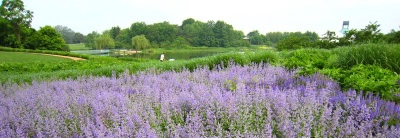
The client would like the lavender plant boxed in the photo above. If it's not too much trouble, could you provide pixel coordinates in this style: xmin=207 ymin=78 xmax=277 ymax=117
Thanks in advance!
xmin=1 ymin=63 xmax=399 ymax=137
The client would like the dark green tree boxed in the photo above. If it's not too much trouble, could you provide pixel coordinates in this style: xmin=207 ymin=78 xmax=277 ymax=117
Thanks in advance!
xmin=84 ymin=31 xmax=100 ymax=49
xmin=344 ymin=21 xmax=384 ymax=44
xmin=181 ymin=18 xmax=195 ymax=28
xmin=115 ymin=28 xmax=131 ymax=49
xmin=109 ymin=26 xmax=121 ymax=40
xmin=0 ymin=0 xmax=33 ymax=48
xmin=146 ymin=21 xmax=179 ymax=46
xmin=94 ymin=34 xmax=115 ymax=49
xmin=72 ymin=32 xmax=85 ymax=44
xmin=25 ymin=26 xmax=67 ymax=51
xmin=132 ymin=35 xmax=150 ymax=51
xmin=129 ymin=22 xmax=148 ymax=38
xmin=386 ymin=29 xmax=400 ymax=44
xmin=182 ymin=20 xmax=206 ymax=46
xmin=247 ymin=30 xmax=264 ymax=45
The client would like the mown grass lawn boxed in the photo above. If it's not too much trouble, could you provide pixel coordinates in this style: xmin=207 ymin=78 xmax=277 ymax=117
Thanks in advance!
xmin=0 ymin=51 xmax=72 ymax=63
xmin=68 ymin=43 xmax=89 ymax=51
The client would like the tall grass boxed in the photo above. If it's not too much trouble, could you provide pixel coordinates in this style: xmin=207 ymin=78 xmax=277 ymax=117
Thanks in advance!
xmin=334 ymin=44 xmax=400 ymax=73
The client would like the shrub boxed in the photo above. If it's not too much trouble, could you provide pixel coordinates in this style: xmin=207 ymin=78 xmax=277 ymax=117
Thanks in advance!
xmin=335 ymin=44 xmax=400 ymax=73
xmin=342 ymin=64 xmax=400 ymax=101
xmin=276 ymin=36 xmax=316 ymax=51
xmin=281 ymin=48 xmax=332 ymax=71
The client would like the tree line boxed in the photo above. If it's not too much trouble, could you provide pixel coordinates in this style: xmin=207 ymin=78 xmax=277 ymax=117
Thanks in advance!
xmin=83 ymin=19 xmax=250 ymax=50
xmin=270 ymin=22 xmax=400 ymax=51
xmin=1 ymin=0 xmax=399 ymax=52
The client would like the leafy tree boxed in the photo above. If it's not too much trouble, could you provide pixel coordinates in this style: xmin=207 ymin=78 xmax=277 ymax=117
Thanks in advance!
xmin=276 ymin=35 xmax=315 ymax=51
xmin=318 ymin=30 xmax=339 ymax=49
xmin=247 ymin=30 xmax=265 ymax=45
xmin=170 ymin=36 xmax=189 ymax=48
xmin=25 ymin=26 xmax=68 ymax=51
xmin=266 ymin=32 xmax=283 ymax=44
xmin=84 ymin=31 xmax=100 ymax=49
xmin=131 ymin=35 xmax=150 ymax=51
xmin=181 ymin=18 xmax=195 ymax=28
xmin=303 ymin=31 xmax=319 ymax=42
xmin=109 ymin=26 xmax=121 ymax=40
xmin=146 ymin=21 xmax=179 ymax=46
xmin=115 ymin=28 xmax=131 ymax=49
xmin=54 ymin=25 xmax=75 ymax=44
xmin=0 ymin=0 xmax=33 ymax=48
xmin=94 ymin=34 xmax=115 ymax=49
xmin=344 ymin=22 xmax=384 ymax=44
xmin=72 ymin=32 xmax=85 ymax=44
xmin=129 ymin=22 xmax=148 ymax=38
xmin=386 ymin=29 xmax=400 ymax=44
xmin=182 ymin=21 xmax=206 ymax=46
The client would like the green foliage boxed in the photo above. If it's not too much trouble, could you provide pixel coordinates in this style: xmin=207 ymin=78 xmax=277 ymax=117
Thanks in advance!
xmin=335 ymin=44 xmax=400 ymax=74
xmin=318 ymin=31 xmax=340 ymax=49
xmin=68 ymin=43 xmax=89 ymax=51
xmin=0 ymin=46 xmax=90 ymax=59
xmin=386 ymin=29 xmax=400 ymax=44
xmin=109 ymin=26 xmax=121 ymax=40
xmin=114 ymin=28 xmax=131 ymax=49
xmin=0 ymin=0 xmax=33 ymax=48
xmin=276 ymin=36 xmax=316 ymax=51
xmin=0 ymin=51 xmax=71 ymax=63
xmin=343 ymin=22 xmax=385 ymax=44
xmin=132 ymin=35 xmax=151 ymax=51
xmin=146 ymin=21 xmax=179 ymax=45
xmin=93 ymin=34 xmax=115 ymax=49
xmin=84 ymin=31 xmax=100 ymax=49
xmin=54 ymin=25 xmax=76 ymax=44
xmin=25 ymin=25 xmax=68 ymax=51
xmin=281 ymin=48 xmax=331 ymax=71
xmin=323 ymin=65 xmax=400 ymax=102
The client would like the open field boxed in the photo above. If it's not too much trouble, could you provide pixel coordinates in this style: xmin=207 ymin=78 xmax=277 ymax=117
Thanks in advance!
xmin=68 ymin=43 xmax=89 ymax=50
xmin=0 ymin=51 xmax=72 ymax=63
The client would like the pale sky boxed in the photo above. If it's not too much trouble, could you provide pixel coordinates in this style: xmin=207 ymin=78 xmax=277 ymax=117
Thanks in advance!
xmin=24 ymin=0 xmax=400 ymax=36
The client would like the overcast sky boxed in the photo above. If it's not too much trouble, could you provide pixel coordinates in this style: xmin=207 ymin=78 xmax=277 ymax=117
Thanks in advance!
xmin=24 ymin=0 xmax=400 ymax=36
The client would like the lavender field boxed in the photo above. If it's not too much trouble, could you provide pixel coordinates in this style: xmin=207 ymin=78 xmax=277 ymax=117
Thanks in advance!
xmin=1 ymin=63 xmax=399 ymax=137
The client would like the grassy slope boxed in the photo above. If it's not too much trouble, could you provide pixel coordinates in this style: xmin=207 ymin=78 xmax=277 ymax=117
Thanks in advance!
xmin=0 ymin=51 xmax=72 ymax=63
xmin=68 ymin=43 xmax=89 ymax=51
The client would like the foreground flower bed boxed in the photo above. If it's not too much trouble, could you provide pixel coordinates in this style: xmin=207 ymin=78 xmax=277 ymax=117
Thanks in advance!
xmin=1 ymin=63 xmax=399 ymax=137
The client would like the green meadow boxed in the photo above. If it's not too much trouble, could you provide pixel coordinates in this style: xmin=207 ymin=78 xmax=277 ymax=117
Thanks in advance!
xmin=0 ymin=51 xmax=72 ymax=63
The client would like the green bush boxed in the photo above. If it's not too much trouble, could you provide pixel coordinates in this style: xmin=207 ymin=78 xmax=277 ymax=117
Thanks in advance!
xmin=281 ymin=48 xmax=332 ymax=70
xmin=335 ymin=44 xmax=400 ymax=73
xmin=319 ymin=65 xmax=400 ymax=102
xmin=246 ymin=51 xmax=279 ymax=64
xmin=276 ymin=36 xmax=316 ymax=51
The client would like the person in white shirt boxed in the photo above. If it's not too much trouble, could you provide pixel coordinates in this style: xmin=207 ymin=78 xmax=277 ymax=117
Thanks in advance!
xmin=160 ymin=52 xmax=165 ymax=62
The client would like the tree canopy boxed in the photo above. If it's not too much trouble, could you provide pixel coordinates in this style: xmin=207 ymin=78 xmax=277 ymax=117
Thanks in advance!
xmin=25 ymin=26 xmax=68 ymax=51
xmin=0 ymin=0 xmax=33 ymax=48
xmin=132 ymin=35 xmax=150 ymax=51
